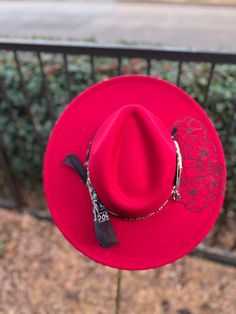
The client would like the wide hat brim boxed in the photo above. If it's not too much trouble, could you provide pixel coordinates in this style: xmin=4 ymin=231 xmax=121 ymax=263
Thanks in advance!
xmin=44 ymin=75 xmax=226 ymax=270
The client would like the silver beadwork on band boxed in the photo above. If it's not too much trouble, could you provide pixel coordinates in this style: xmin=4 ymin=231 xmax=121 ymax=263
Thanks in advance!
xmin=86 ymin=137 xmax=183 ymax=221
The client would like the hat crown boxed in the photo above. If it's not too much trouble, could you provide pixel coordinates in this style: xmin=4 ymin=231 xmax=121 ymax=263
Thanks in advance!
xmin=89 ymin=105 xmax=176 ymax=218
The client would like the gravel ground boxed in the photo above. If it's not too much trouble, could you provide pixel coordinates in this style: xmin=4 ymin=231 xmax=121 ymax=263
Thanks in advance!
xmin=0 ymin=209 xmax=236 ymax=314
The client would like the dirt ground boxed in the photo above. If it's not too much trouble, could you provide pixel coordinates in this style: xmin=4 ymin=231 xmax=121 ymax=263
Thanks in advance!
xmin=0 ymin=209 xmax=236 ymax=314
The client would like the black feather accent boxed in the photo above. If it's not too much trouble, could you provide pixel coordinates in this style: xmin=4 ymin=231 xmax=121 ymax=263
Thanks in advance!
xmin=63 ymin=154 xmax=87 ymax=183
xmin=171 ymin=127 xmax=178 ymax=137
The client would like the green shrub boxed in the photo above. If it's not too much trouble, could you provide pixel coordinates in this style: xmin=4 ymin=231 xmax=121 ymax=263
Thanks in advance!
xmin=0 ymin=50 xmax=235 ymax=212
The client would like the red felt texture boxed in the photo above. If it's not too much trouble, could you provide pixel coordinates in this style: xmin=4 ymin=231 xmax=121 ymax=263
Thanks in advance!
xmin=89 ymin=105 xmax=176 ymax=218
xmin=43 ymin=75 xmax=226 ymax=270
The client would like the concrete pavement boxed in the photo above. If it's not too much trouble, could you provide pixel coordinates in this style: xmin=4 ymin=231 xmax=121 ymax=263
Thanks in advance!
xmin=0 ymin=1 xmax=236 ymax=49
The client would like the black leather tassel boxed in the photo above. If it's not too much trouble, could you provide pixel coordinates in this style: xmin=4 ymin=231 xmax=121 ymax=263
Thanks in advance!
xmin=93 ymin=202 xmax=119 ymax=248
xmin=63 ymin=154 xmax=87 ymax=183
xmin=94 ymin=217 xmax=119 ymax=248
xmin=88 ymin=177 xmax=119 ymax=248
xmin=63 ymin=153 xmax=119 ymax=248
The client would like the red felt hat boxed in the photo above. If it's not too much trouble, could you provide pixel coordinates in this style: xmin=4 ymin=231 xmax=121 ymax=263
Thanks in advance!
xmin=43 ymin=75 xmax=226 ymax=270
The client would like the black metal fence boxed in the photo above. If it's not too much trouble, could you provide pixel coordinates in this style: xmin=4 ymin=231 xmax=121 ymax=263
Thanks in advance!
xmin=0 ymin=39 xmax=236 ymax=270
xmin=0 ymin=39 xmax=235 ymax=219
xmin=1 ymin=40 xmax=236 ymax=313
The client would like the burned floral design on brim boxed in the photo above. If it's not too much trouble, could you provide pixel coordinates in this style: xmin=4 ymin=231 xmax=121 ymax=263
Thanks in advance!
xmin=173 ymin=117 xmax=225 ymax=212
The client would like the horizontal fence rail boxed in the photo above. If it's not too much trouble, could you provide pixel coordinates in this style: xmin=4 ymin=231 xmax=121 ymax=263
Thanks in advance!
xmin=1 ymin=39 xmax=236 ymax=64
xmin=0 ymin=39 xmax=236 ymax=267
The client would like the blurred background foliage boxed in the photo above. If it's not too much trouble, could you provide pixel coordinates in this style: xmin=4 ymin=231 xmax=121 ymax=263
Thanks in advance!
xmin=0 ymin=50 xmax=235 ymax=214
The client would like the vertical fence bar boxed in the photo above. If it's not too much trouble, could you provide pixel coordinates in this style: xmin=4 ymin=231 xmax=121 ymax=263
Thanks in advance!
xmin=14 ymin=50 xmax=31 ymax=102
xmin=117 ymin=56 xmax=122 ymax=76
xmin=220 ymin=96 xmax=236 ymax=215
xmin=202 ymin=62 xmax=216 ymax=108
xmin=13 ymin=50 xmax=42 ymax=142
xmin=63 ymin=52 xmax=72 ymax=101
xmin=146 ymin=58 xmax=151 ymax=76
xmin=36 ymin=51 xmax=55 ymax=120
xmin=115 ymin=270 xmax=122 ymax=314
xmin=0 ymin=78 xmax=31 ymax=175
xmin=0 ymin=68 xmax=38 ymax=189
xmin=90 ymin=55 xmax=96 ymax=83
xmin=0 ymin=78 xmax=17 ymax=122
xmin=176 ymin=61 xmax=183 ymax=87
xmin=0 ymin=133 xmax=25 ymax=209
